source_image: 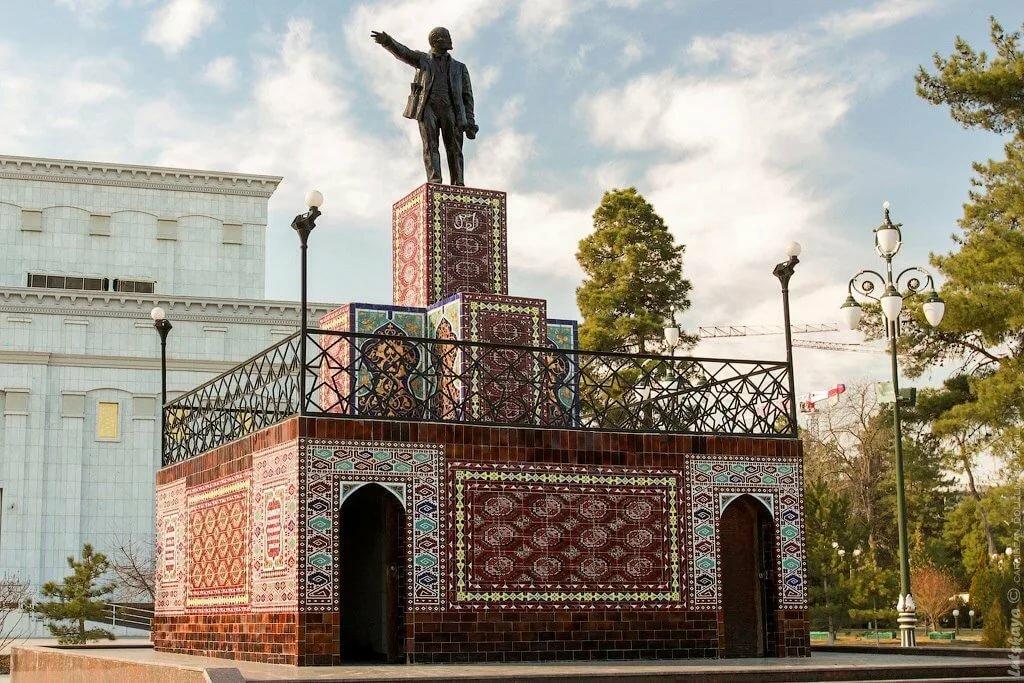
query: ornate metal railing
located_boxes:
[163,329,795,465]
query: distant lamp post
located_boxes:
[150,306,172,454]
[969,609,975,631]
[952,608,960,637]
[773,241,801,434]
[839,201,945,648]
[291,190,324,416]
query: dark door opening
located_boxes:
[340,483,404,663]
[720,495,775,658]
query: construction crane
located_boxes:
[696,323,888,354]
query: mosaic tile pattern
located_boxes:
[392,187,428,308]
[252,442,299,612]
[686,456,807,609]
[185,472,251,609]
[299,439,445,612]
[318,303,427,415]
[392,184,508,307]
[543,319,579,427]
[462,293,546,424]
[154,479,187,616]
[450,462,683,609]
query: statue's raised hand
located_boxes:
[370,30,390,44]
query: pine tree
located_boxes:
[897,16,1024,468]
[981,598,1009,647]
[576,188,693,352]
[29,544,116,644]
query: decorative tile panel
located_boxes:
[686,456,807,609]
[299,439,444,612]
[392,184,508,307]
[252,442,299,612]
[318,303,427,416]
[154,479,187,616]
[185,472,251,610]
[450,462,684,609]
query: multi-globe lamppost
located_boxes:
[838,201,946,647]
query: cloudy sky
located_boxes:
[3,0,1020,410]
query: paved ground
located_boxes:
[11,645,1014,681]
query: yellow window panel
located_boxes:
[97,401,120,441]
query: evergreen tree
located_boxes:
[29,544,115,644]
[902,17,1024,468]
[981,597,1009,647]
[576,188,693,352]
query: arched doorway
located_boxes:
[720,495,776,657]
[340,483,404,663]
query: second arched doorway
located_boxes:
[339,483,405,663]
[720,494,777,657]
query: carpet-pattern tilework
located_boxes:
[185,472,251,609]
[450,461,683,609]
[686,456,807,609]
[299,439,445,613]
[252,442,299,611]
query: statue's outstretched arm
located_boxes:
[370,30,424,69]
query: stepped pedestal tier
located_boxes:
[392,183,508,308]
[314,184,579,424]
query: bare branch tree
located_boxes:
[108,535,156,604]
[0,574,31,653]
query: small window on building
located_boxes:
[27,273,108,292]
[222,223,244,245]
[3,390,29,415]
[96,401,120,441]
[156,219,178,241]
[131,396,157,418]
[89,214,111,236]
[20,210,42,232]
[61,393,86,418]
[113,279,155,294]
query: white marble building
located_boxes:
[0,155,330,604]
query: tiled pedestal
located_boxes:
[152,417,810,666]
[392,184,508,307]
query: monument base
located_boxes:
[152,416,809,666]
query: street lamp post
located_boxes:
[773,241,801,434]
[952,608,960,637]
[150,306,172,459]
[969,609,975,631]
[838,201,946,648]
[291,190,324,416]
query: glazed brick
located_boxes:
[155,416,807,666]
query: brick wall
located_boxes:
[154,416,808,665]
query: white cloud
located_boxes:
[517,0,576,37]
[202,56,238,89]
[621,36,645,66]
[574,2,935,393]
[819,0,936,39]
[145,0,217,55]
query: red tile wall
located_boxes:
[151,613,299,665]
[155,416,806,665]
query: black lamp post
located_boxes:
[773,241,801,433]
[150,306,172,457]
[838,201,946,648]
[291,190,324,416]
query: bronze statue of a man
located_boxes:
[371,27,478,186]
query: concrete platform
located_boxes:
[10,644,1018,682]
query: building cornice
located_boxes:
[0,287,338,326]
[0,350,239,373]
[0,155,283,199]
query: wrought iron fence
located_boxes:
[163,333,301,464]
[163,329,795,465]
